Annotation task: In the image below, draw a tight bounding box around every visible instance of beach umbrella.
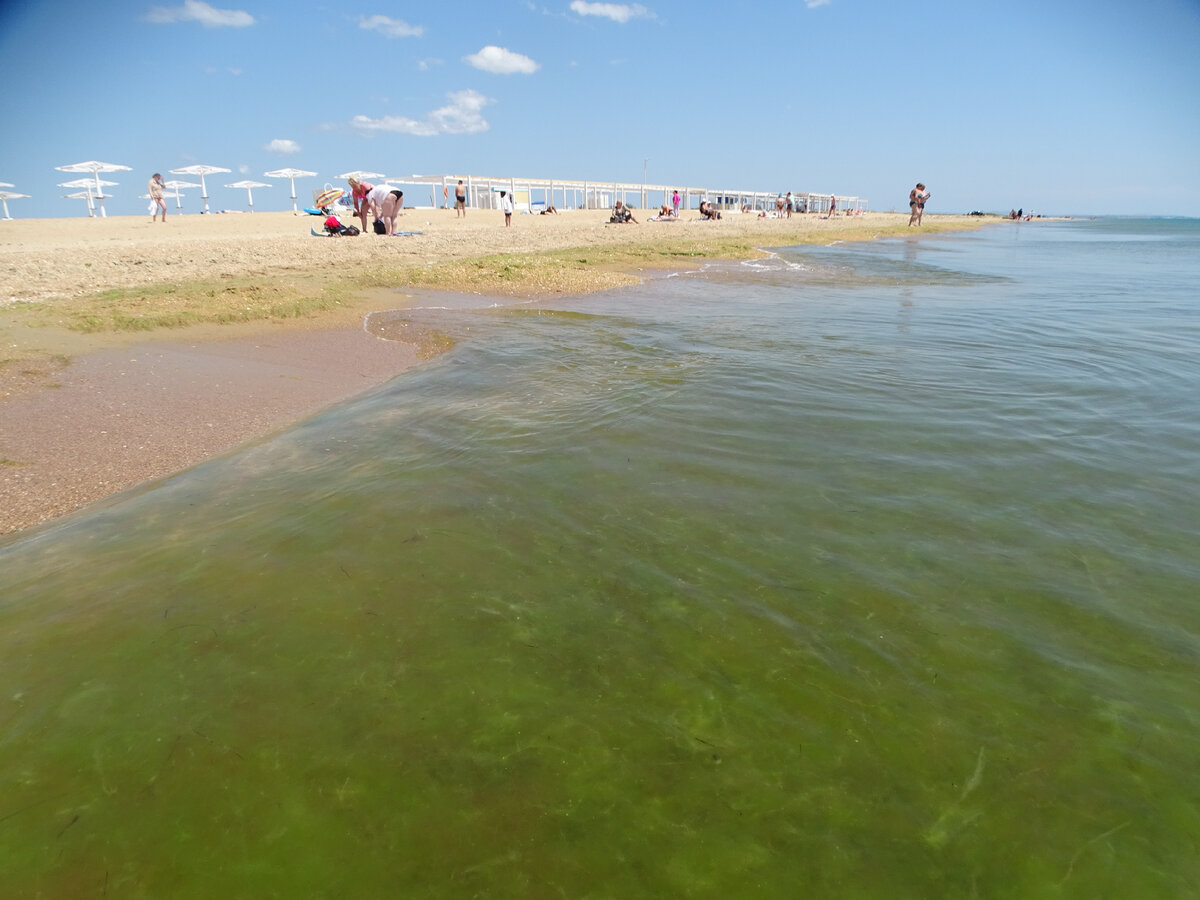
[225,180,270,212]
[264,167,317,214]
[163,179,202,211]
[169,164,231,214]
[0,190,30,219]
[62,191,99,216]
[58,178,117,217]
[313,187,345,209]
[54,161,130,217]
[336,170,385,181]
[140,191,182,204]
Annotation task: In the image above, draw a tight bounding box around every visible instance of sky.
[1,0,1198,218]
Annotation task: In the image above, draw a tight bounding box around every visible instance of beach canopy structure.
[0,190,30,219]
[265,168,317,214]
[226,180,270,212]
[62,191,100,216]
[169,164,230,214]
[58,178,118,217]
[336,170,385,182]
[140,191,182,210]
[163,179,201,211]
[54,161,130,217]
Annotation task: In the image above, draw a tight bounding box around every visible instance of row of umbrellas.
[0,162,391,219]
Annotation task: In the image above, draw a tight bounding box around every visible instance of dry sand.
[1,207,987,535]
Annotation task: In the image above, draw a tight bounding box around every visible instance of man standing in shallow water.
[909,182,930,226]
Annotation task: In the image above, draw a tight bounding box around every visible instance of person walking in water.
[148,173,167,222]
[909,182,930,226]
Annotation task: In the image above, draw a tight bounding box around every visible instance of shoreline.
[1,210,997,537]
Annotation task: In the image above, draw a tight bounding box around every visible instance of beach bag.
[373,218,386,235]
[343,225,360,236]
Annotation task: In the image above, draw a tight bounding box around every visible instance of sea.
[2,217,1198,898]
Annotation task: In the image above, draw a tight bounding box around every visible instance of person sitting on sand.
[610,200,638,224]
[699,201,721,220]
[540,204,558,214]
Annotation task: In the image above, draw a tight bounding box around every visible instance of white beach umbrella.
[169,164,231,214]
[336,170,385,181]
[226,180,270,212]
[0,190,31,219]
[265,167,317,214]
[58,178,118,217]
[163,179,202,211]
[62,191,99,216]
[54,161,131,217]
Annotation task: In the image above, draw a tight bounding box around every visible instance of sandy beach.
[1,207,988,535]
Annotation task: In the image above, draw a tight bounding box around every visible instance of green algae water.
[2,219,1198,897]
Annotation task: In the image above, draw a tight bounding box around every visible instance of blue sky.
[1,0,1197,217]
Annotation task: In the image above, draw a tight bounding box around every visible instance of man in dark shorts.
[909,182,930,226]
[455,180,466,217]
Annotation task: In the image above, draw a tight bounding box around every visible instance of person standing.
[672,190,680,215]
[828,195,837,218]
[148,173,166,222]
[908,183,930,226]
[785,191,793,219]
[455,180,466,217]
[348,177,376,234]
[500,190,513,227]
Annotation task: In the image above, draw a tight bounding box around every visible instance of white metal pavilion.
[379,173,866,215]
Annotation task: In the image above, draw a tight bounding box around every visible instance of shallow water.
[2,218,1198,897]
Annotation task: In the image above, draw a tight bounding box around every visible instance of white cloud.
[464,45,540,75]
[265,139,301,155]
[350,90,493,137]
[418,57,443,71]
[805,0,832,7]
[568,1,652,23]
[146,0,254,27]
[358,14,423,38]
